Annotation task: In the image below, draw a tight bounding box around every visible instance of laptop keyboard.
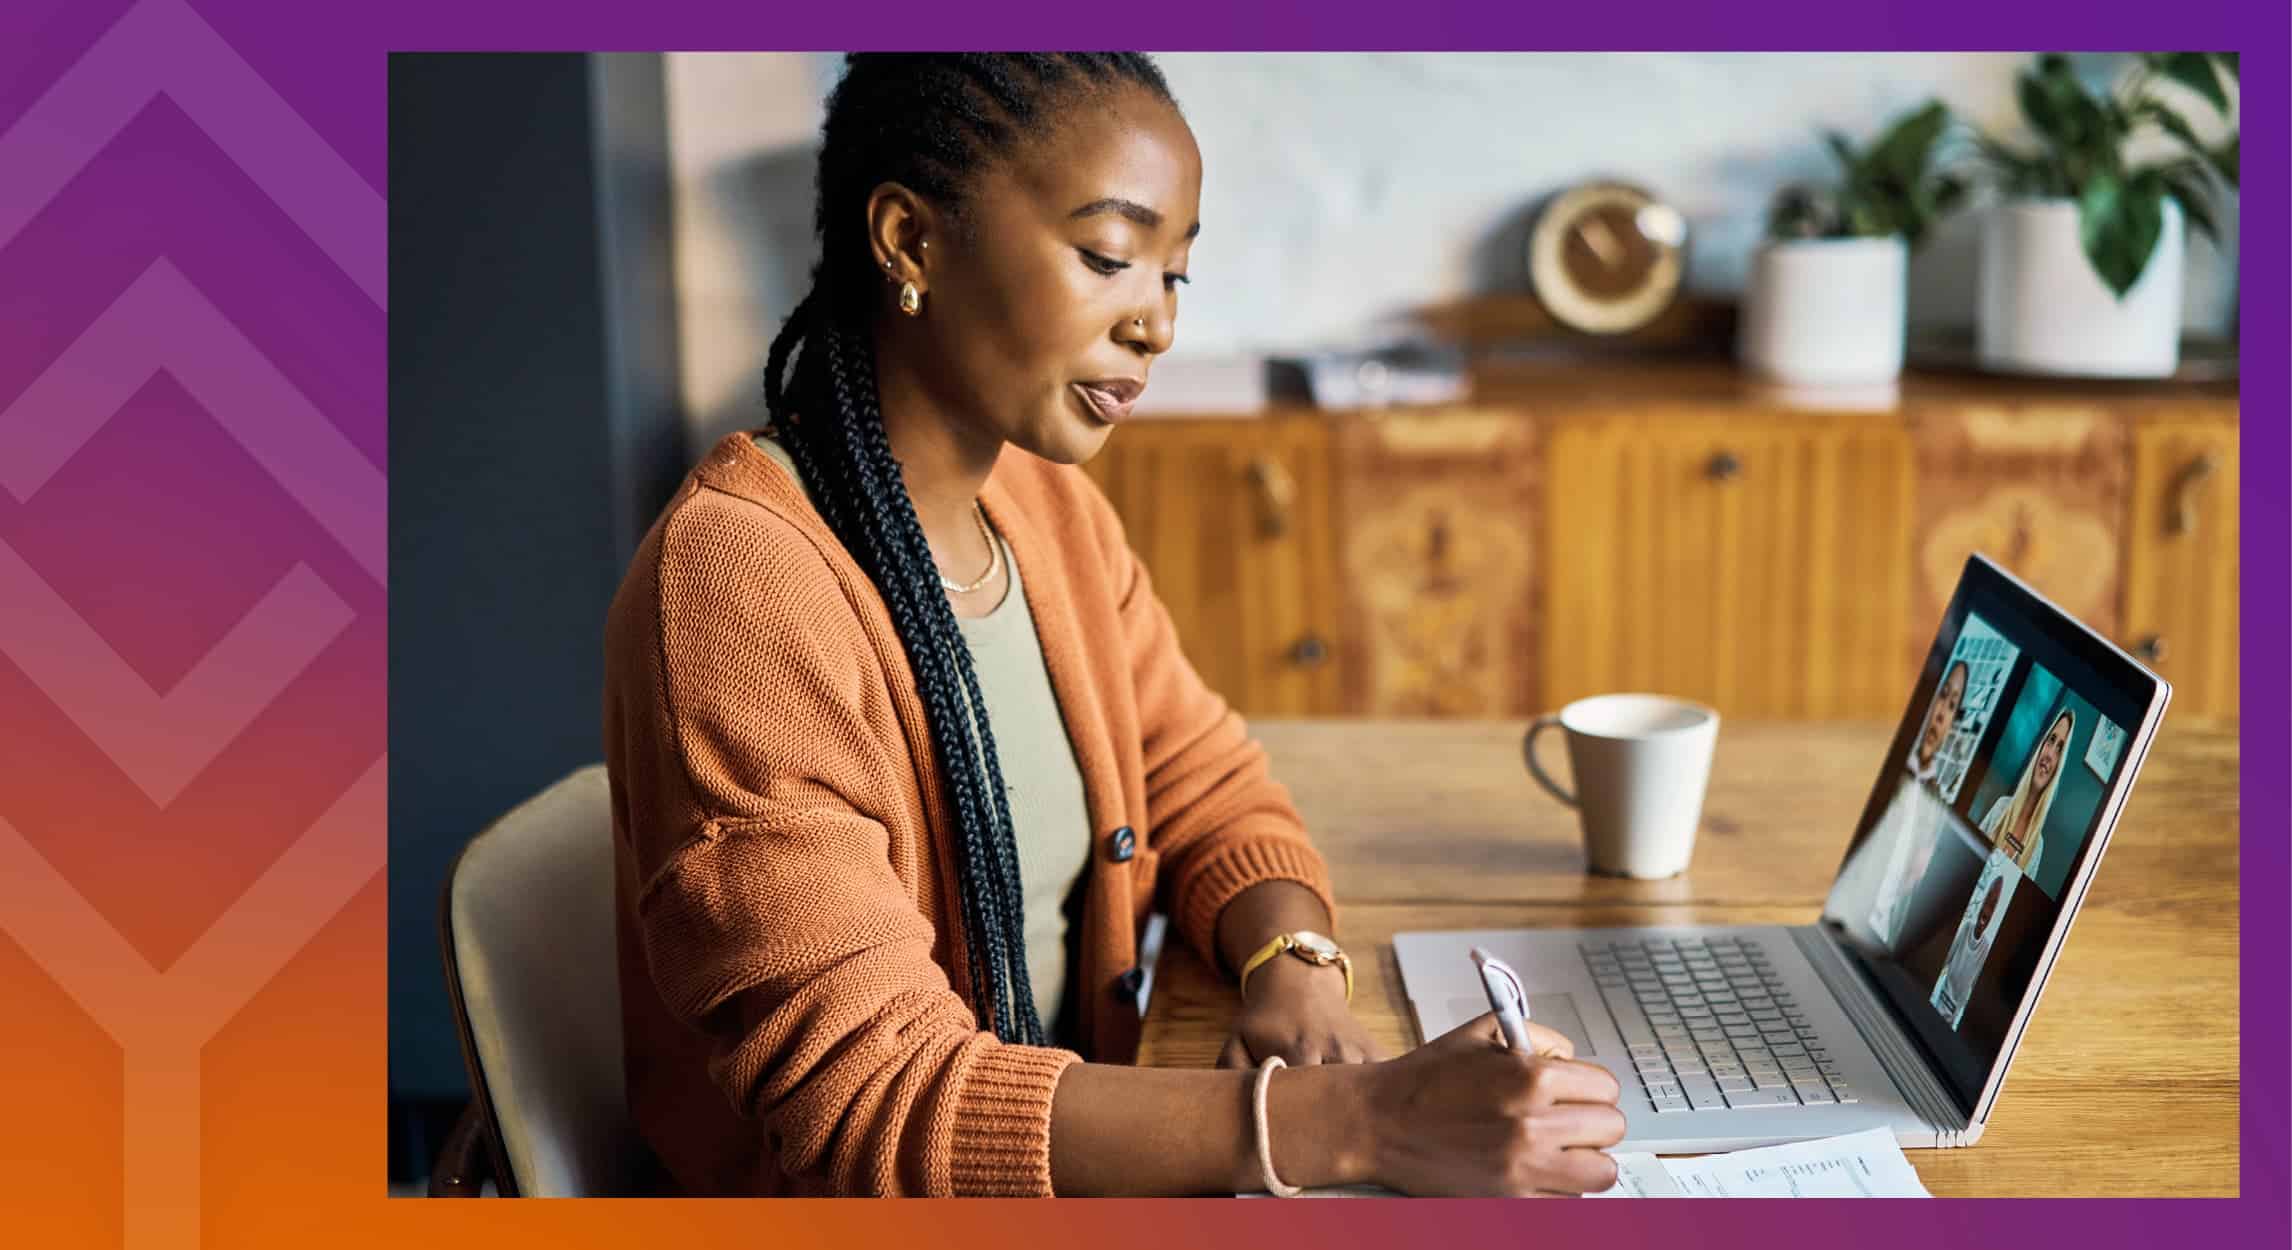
[1581,936,1860,1113]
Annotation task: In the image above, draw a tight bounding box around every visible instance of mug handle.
[1523,714,1578,808]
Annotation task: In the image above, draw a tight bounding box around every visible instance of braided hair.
[762,54,1178,1046]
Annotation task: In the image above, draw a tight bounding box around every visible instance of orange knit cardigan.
[602,430,1338,1196]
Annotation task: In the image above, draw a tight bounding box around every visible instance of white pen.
[1470,946,1535,1052]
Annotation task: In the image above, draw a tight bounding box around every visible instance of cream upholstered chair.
[433,764,651,1196]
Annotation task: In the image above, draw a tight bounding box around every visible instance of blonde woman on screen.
[1981,708,2073,875]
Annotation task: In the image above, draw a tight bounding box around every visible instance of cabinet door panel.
[1544,416,1913,718]
[1239,425,1341,716]
[1082,418,1340,716]
[2123,415,2238,719]
[1912,404,2127,674]
[1334,410,1538,716]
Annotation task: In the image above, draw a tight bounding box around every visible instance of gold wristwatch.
[1238,929,1353,1003]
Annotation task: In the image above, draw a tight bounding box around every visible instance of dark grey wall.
[387,52,685,1159]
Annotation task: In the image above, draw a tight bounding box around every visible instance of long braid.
[821,321,1033,1040]
[834,326,1040,1038]
[761,290,817,429]
[772,330,1008,1037]
[761,53,1179,1046]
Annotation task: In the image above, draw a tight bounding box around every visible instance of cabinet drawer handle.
[2132,634,2169,664]
[1246,457,1295,539]
[1705,450,1744,483]
[2166,452,2219,538]
[1286,633,1331,669]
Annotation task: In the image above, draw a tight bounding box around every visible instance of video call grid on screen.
[1822,562,2153,1113]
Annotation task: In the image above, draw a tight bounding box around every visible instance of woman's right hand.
[1359,1010,1627,1196]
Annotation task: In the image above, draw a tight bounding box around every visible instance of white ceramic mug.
[1523,693,1720,879]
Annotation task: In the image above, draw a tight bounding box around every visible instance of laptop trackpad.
[1443,992,1596,1057]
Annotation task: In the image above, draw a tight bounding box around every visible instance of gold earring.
[898,280,921,316]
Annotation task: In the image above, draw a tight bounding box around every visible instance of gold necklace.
[939,502,1001,594]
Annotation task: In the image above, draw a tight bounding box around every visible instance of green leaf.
[1972,130,2039,192]
[1767,185,1834,240]
[1869,100,1949,186]
[2079,174,2165,299]
[2098,93,2135,142]
[2138,97,2218,170]
[2151,154,2213,183]
[2017,65,2066,142]
[2174,188,2218,247]
[2151,167,2219,245]
[2213,136,2238,187]
[1806,98,1968,248]
[2021,55,2115,172]
[1823,131,1859,174]
[2150,52,2229,114]
[2217,52,2238,84]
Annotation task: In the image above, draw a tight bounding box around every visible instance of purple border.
[0,0,2281,1238]
[2232,10,2289,1219]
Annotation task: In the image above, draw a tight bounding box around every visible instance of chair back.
[440,764,642,1196]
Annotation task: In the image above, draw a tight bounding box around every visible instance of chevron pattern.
[0,2,386,1246]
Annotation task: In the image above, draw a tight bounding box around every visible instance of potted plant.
[1973,52,2238,377]
[1739,100,1966,387]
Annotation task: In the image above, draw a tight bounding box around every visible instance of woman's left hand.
[1216,954,1382,1068]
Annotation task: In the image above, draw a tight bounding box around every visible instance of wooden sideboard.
[1082,360,2239,721]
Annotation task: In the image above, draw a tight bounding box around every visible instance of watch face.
[1292,930,1339,960]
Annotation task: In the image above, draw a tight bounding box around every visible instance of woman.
[1855,659,1969,945]
[1910,660,1970,790]
[602,54,1623,1198]
[1981,707,2074,874]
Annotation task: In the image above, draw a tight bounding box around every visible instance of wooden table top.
[1136,718,2240,1197]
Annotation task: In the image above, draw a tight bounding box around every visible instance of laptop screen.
[1819,556,2164,1114]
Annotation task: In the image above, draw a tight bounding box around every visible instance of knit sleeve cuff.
[946,1042,1083,1196]
[1172,834,1340,976]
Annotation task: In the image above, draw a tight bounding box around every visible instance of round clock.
[1525,180,1689,335]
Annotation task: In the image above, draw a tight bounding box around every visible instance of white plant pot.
[1736,236,1907,387]
[1976,196,2184,377]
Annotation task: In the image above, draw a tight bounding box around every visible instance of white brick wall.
[668,53,2238,446]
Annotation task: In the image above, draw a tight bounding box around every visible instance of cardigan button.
[1116,965,1146,997]
[1107,826,1136,862]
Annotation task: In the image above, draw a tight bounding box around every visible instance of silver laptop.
[1395,554,2171,1153]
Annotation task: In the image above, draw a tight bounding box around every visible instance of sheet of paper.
[1586,1152,1686,1198]
[1659,1127,1931,1198]
[1242,1128,1926,1198]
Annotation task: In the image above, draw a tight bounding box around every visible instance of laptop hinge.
[1791,926,1975,1147]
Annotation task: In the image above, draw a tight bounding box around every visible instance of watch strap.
[1237,932,1354,1003]
[1237,933,1294,1000]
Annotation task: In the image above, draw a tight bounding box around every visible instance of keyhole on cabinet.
[1425,514,1462,592]
[2007,503,2035,567]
